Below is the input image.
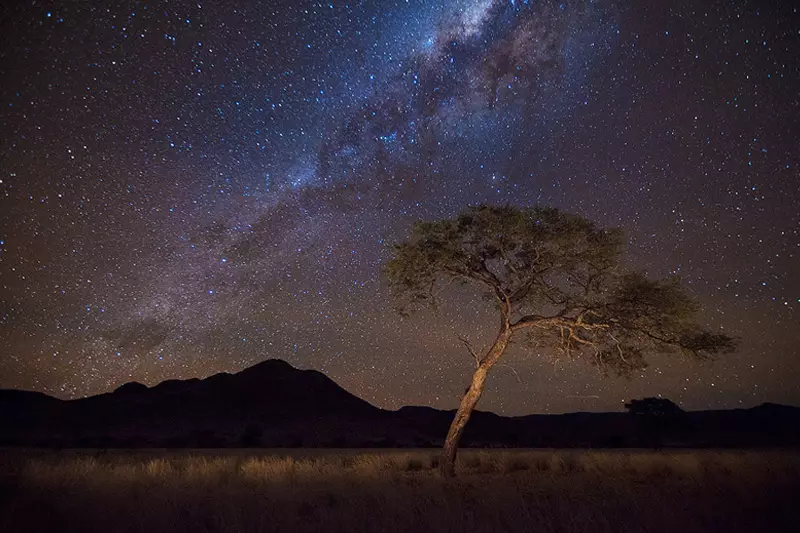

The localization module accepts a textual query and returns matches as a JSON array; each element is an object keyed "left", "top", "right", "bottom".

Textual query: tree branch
[
  {"left": 496, "top": 362, "right": 523, "bottom": 384},
  {"left": 457, "top": 334, "right": 481, "bottom": 368}
]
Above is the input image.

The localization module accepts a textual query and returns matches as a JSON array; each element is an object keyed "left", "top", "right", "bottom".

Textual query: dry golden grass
[{"left": 1, "top": 448, "right": 798, "bottom": 532}]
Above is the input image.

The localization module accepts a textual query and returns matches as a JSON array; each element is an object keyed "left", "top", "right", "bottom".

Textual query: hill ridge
[{"left": 1, "top": 359, "right": 799, "bottom": 448}]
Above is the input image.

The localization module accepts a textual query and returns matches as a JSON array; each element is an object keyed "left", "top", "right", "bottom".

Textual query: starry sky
[{"left": 1, "top": 0, "right": 798, "bottom": 415}]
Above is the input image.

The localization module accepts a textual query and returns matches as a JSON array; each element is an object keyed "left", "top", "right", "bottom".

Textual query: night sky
[{"left": 1, "top": 0, "right": 798, "bottom": 415}]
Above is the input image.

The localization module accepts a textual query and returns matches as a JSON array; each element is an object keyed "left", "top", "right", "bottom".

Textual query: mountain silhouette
[{"left": 2, "top": 359, "right": 799, "bottom": 448}]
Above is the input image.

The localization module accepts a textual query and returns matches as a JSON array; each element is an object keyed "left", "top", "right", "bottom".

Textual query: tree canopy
[
  {"left": 625, "top": 397, "right": 685, "bottom": 417},
  {"left": 386, "top": 204, "right": 734, "bottom": 376}
]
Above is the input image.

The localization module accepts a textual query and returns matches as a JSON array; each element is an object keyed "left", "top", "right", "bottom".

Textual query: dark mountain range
[{"left": 2, "top": 359, "right": 799, "bottom": 448}]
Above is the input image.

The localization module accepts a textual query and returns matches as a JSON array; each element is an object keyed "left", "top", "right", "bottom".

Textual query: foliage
[
  {"left": 625, "top": 398, "right": 685, "bottom": 417},
  {"left": 385, "top": 204, "right": 735, "bottom": 376}
]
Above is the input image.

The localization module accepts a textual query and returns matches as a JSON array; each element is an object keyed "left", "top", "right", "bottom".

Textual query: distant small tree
[
  {"left": 625, "top": 397, "right": 686, "bottom": 448},
  {"left": 625, "top": 397, "right": 684, "bottom": 417},
  {"left": 385, "top": 205, "right": 735, "bottom": 476}
]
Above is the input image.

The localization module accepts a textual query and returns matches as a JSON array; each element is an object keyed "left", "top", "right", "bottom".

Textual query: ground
[{"left": 1, "top": 448, "right": 798, "bottom": 532}]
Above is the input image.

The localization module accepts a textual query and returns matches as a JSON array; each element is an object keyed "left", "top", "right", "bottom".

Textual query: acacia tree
[
  {"left": 385, "top": 205, "right": 735, "bottom": 477},
  {"left": 625, "top": 397, "right": 684, "bottom": 417}
]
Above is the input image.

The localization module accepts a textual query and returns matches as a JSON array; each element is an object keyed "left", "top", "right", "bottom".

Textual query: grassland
[{"left": 1, "top": 448, "right": 798, "bottom": 532}]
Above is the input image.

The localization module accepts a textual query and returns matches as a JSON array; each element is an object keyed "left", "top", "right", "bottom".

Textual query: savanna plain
[{"left": 1, "top": 448, "right": 798, "bottom": 533}]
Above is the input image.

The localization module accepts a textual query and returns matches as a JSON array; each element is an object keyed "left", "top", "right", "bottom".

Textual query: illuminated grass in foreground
[{"left": 1, "top": 449, "right": 798, "bottom": 532}]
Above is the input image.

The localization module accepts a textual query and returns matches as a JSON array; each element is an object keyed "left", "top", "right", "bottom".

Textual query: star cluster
[{"left": 1, "top": 0, "right": 798, "bottom": 414}]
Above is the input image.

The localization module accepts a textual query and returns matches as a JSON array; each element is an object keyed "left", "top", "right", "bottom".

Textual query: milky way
[{"left": 1, "top": 0, "right": 798, "bottom": 414}]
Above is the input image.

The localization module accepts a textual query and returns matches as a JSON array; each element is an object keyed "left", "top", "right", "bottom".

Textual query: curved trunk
[{"left": 440, "top": 326, "right": 513, "bottom": 477}]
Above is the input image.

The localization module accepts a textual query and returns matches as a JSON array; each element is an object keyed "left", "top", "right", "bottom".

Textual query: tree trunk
[{"left": 440, "top": 325, "right": 513, "bottom": 477}]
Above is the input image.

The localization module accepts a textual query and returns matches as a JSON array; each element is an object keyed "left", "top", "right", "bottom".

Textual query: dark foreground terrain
[{"left": 1, "top": 449, "right": 798, "bottom": 533}]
